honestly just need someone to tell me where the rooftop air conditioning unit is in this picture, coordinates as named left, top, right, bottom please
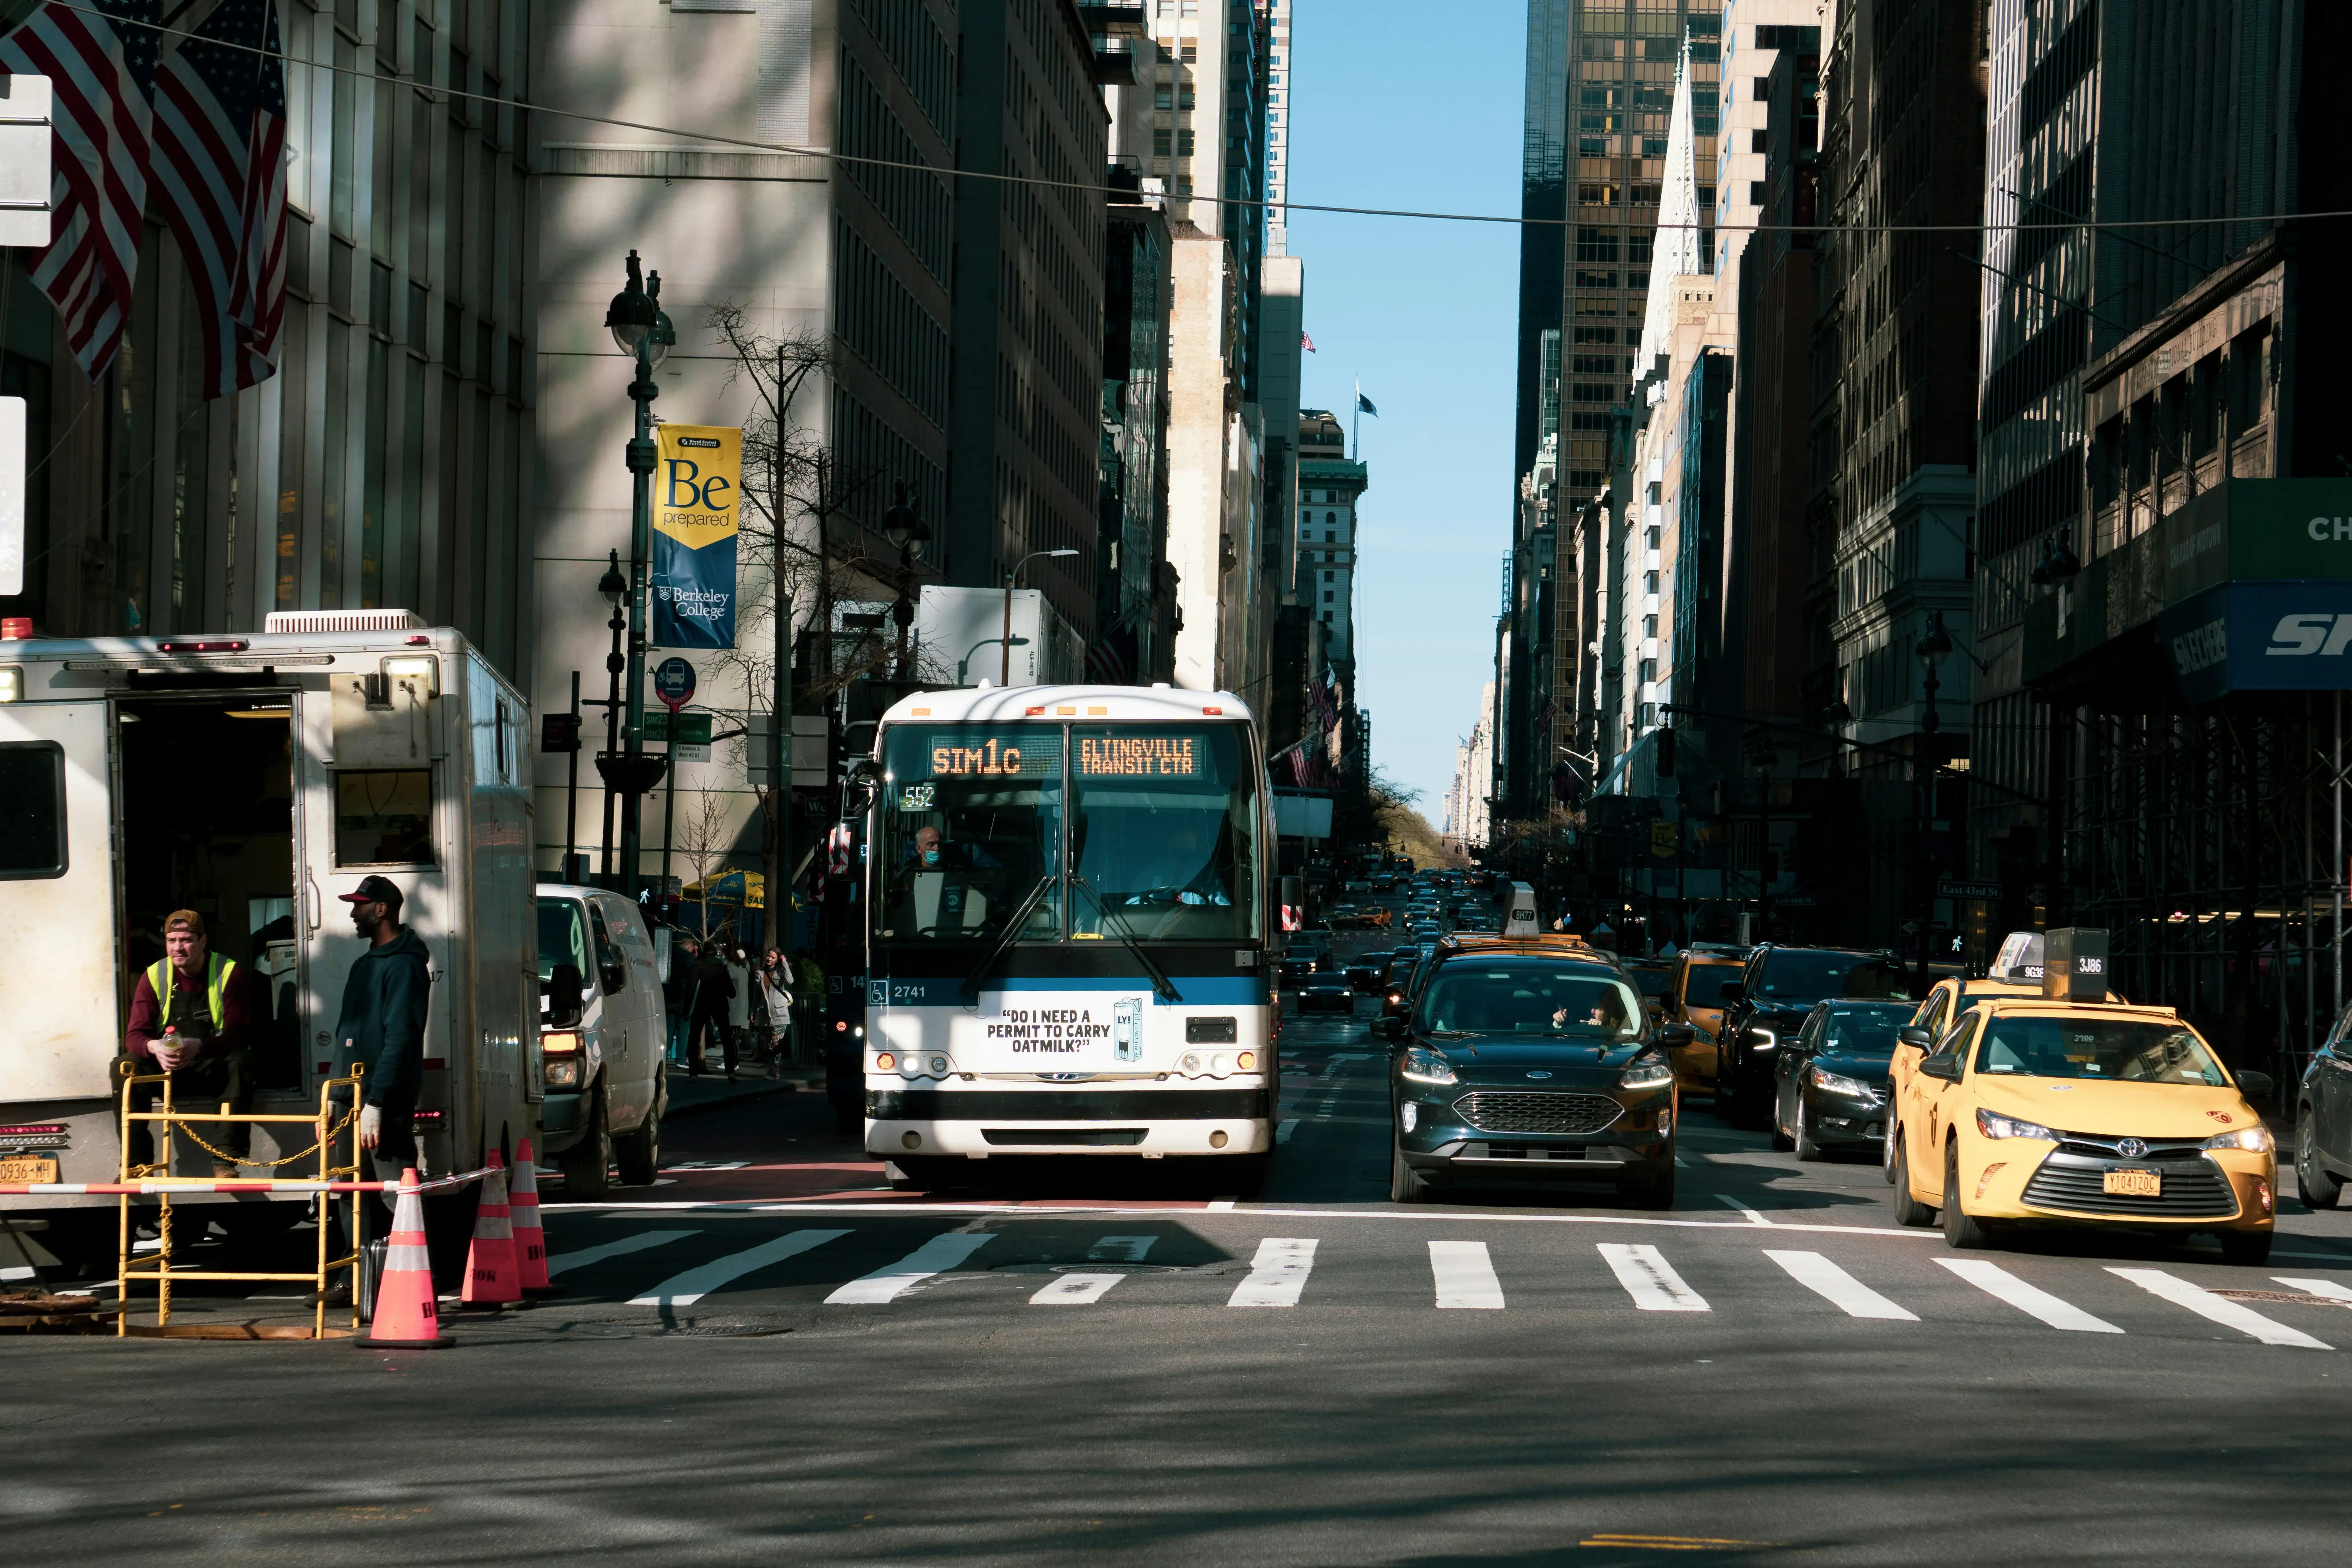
left=262, top=609, right=426, bottom=634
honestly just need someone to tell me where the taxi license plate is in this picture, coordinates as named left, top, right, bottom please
left=0, top=1153, right=59, bottom=1184
left=2104, top=1167, right=2161, bottom=1198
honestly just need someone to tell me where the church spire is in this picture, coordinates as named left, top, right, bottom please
left=1633, top=31, right=1703, bottom=383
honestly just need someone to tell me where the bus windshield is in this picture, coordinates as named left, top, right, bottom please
left=873, top=721, right=1257, bottom=944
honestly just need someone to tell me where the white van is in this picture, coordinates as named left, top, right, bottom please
left=534, top=884, right=667, bottom=1195
left=0, top=612, right=538, bottom=1264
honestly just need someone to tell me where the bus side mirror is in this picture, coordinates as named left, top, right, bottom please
left=546, top=962, right=586, bottom=1028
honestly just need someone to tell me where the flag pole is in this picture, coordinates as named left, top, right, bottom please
left=1352, top=376, right=1359, bottom=460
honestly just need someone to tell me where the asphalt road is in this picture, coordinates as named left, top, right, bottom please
left=13, top=927, right=2352, bottom=1565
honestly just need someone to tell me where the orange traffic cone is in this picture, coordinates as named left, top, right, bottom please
left=356, top=1168, right=454, bottom=1349
left=510, top=1137, right=560, bottom=1297
left=460, top=1151, right=522, bottom=1309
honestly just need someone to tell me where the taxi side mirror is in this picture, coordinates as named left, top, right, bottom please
left=1656, top=1023, right=1696, bottom=1049
left=1719, top=981, right=1744, bottom=1003
left=1896, top=1027, right=1933, bottom=1050
left=1919, top=1052, right=1962, bottom=1083
left=2235, top=1070, right=2274, bottom=1102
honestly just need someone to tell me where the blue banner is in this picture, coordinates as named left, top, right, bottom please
left=651, top=424, right=741, bottom=648
left=2161, top=580, right=2352, bottom=703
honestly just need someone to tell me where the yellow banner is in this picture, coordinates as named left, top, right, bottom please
left=653, top=425, right=743, bottom=550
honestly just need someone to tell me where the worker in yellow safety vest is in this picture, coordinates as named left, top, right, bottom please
left=123, top=910, right=266, bottom=1177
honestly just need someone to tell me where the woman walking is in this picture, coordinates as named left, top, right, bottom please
left=757, top=948, right=795, bottom=1079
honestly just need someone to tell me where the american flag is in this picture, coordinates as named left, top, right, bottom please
left=0, top=0, right=161, bottom=382
left=154, top=0, right=287, bottom=396
left=1084, top=620, right=1137, bottom=685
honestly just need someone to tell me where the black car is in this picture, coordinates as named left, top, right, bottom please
left=1297, top=976, right=1358, bottom=1016
left=1384, top=948, right=1680, bottom=1207
left=1344, top=953, right=1389, bottom=991
left=2296, top=1003, right=2352, bottom=1209
left=1279, top=929, right=1334, bottom=985
left=1768, top=998, right=1917, bottom=1159
left=1714, top=946, right=1910, bottom=1126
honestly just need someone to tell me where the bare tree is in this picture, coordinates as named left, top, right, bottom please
left=672, top=788, right=738, bottom=943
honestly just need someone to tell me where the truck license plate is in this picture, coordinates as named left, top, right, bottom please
left=0, top=1154, right=60, bottom=1184
left=2104, top=1167, right=2161, bottom=1197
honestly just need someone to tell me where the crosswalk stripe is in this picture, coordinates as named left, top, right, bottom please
left=1088, top=1235, right=1158, bottom=1262
left=1277, top=1118, right=1299, bottom=1143
left=1764, top=1250, right=1918, bottom=1321
left=628, top=1228, right=850, bottom=1306
left=1032, top=1272, right=1122, bottom=1304
left=2110, top=1267, right=2333, bottom=1349
left=2275, top=1276, right=2352, bottom=1303
left=1228, top=1237, right=1318, bottom=1306
left=826, top=1232, right=996, bottom=1305
left=1429, top=1240, right=1505, bottom=1309
left=548, top=1228, right=701, bottom=1278
left=1935, top=1258, right=2123, bottom=1333
left=1599, top=1243, right=1709, bottom=1312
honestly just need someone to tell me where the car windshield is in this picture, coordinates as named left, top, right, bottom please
left=1757, top=951, right=1908, bottom=1002
left=1970, top=1015, right=2231, bottom=1085
left=1815, top=1001, right=1916, bottom=1054
left=1417, top=960, right=1645, bottom=1040
left=1626, top=965, right=1672, bottom=998
left=537, top=897, right=590, bottom=983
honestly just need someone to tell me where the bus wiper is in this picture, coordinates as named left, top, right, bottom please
left=960, top=874, right=1058, bottom=1000
left=1070, top=873, right=1181, bottom=1003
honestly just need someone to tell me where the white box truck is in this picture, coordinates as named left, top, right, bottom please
left=0, top=611, right=538, bottom=1268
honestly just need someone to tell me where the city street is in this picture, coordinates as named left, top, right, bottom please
left=12, top=940, right=2352, bottom=1566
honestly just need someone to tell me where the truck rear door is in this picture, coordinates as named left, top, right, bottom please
left=0, top=699, right=118, bottom=1104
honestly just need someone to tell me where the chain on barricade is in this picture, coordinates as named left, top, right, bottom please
left=166, top=1103, right=361, bottom=1171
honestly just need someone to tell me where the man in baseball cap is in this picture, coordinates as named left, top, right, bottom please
left=331, top=876, right=431, bottom=1182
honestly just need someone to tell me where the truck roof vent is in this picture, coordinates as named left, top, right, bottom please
left=262, top=609, right=426, bottom=634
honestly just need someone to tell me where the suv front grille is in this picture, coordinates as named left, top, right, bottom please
left=2021, top=1153, right=2239, bottom=1219
left=1452, top=1091, right=1621, bottom=1136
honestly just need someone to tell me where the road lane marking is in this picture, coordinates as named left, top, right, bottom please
left=1712, top=1195, right=1771, bottom=1226
left=2110, top=1267, right=2332, bottom=1349
left=1088, top=1235, right=1159, bottom=1262
left=549, top=1228, right=701, bottom=1277
left=1428, top=1240, right=1505, bottom=1309
left=2275, top=1276, right=2352, bottom=1302
left=1599, top=1243, right=1709, bottom=1311
left=1031, top=1272, right=1122, bottom=1304
left=825, top=1232, right=996, bottom=1304
left=1228, top=1237, right=1318, bottom=1306
left=1277, top=1119, right=1299, bottom=1144
left=1764, top=1249, right=1918, bottom=1321
left=1934, top=1258, right=2123, bottom=1333
left=628, top=1229, right=850, bottom=1306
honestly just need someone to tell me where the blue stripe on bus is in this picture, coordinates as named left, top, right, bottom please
left=869, top=976, right=1267, bottom=1006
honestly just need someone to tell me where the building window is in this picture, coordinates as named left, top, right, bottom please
left=1645, top=571, right=1659, bottom=595
left=1323, top=591, right=1333, bottom=603
left=1643, top=615, right=1657, bottom=638
left=1751, top=129, right=1767, bottom=153
left=1640, top=659, right=1655, bottom=684
left=1323, top=570, right=1333, bottom=582
left=1748, top=181, right=1765, bottom=205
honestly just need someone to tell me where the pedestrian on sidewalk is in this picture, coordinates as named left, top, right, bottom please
left=724, top=944, right=753, bottom=1083
left=665, top=935, right=698, bottom=1066
left=757, top=948, right=795, bottom=1080
left=685, top=940, right=733, bottom=1078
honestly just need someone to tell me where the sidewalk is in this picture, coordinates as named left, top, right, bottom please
left=663, top=1062, right=823, bottom=1120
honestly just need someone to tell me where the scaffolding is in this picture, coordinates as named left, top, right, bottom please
left=2057, top=690, right=2345, bottom=1084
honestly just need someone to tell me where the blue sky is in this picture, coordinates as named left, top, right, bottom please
left=1286, top=1, right=1523, bottom=825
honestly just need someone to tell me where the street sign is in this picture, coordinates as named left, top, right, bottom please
left=642, top=710, right=712, bottom=745
left=1938, top=879, right=2002, bottom=901
left=652, top=656, right=697, bottom=712
left=539, top=712, right=581, bottom=753
left=746, top=714, right=831, bottom=789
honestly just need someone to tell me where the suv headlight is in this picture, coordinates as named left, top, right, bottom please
left=2203, top=1123, right=2274, bottom=1153
left=1399, top=1047, right=1457, bottom=1086
left=1809, top=1065, right=1879, bottom=1100
left=1976, top=1108, right=2056, bottom=1142
left=1619, top=1054, right=1674, bottom=1090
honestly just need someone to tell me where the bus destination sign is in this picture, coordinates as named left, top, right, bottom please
left=1077, top=734, right=1203, bottom=778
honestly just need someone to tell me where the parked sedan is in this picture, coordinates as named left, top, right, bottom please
left=1769, top=998, right=1917, bottom=1159
left=1386, top=949, right=1679, bottom=1207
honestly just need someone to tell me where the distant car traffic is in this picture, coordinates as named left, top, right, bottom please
left=1296, top=977, right=1357, bottom=1016
left=1279, top=930, right=1334, bottom=985
left=1768, top=998, right=1916, bottom=1159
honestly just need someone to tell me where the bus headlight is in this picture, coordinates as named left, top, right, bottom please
left=1181, top=1052, right=1202, bottom=1073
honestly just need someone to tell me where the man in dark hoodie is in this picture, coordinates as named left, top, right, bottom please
left=333, top=875, right=432, bottom=1188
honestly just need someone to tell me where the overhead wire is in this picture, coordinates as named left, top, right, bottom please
left=46, top=0, right=2352, bottom=240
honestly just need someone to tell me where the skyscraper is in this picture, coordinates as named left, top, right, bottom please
left=1513, top=0, right=1572, bottom=487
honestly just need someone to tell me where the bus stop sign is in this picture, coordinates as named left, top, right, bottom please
left=652, top=657, right=696, bottom=713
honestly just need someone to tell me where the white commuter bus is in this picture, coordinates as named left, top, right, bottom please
left=0, top=612, right=537, bottom=1267
left=861, top=684, right=1278, bottom=1186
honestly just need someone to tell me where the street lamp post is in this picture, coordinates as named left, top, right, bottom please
left=1002, top=547, right=1079, bottom=687
left=603, top=251, right=676, bottom=900
left=881, top=484, right=929, bottom=681
left=1914, top=611, right=1954, bottom=989
left=596, top=550, right=627, bottom=881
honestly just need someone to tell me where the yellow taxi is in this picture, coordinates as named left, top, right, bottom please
left=1663, top=947, right=1746, bottom=1093
left=1888, top=995, right=2277, bottom=1262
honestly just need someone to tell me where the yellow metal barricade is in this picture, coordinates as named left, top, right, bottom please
left=114, top=1062, right=368, bottom=1341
